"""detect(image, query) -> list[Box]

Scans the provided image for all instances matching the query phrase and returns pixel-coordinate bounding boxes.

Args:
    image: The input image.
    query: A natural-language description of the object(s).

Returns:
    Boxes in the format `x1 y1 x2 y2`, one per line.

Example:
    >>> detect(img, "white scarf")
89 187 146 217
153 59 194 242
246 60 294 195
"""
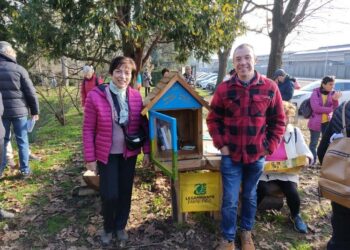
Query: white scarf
108 82 129 125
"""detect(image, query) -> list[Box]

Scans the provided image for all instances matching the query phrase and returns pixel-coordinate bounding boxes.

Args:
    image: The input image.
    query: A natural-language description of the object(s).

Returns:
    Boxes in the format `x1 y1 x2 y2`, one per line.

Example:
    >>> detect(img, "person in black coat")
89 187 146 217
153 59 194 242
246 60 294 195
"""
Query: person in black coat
0 41 39 177
0 93 15 219
317 101 350 250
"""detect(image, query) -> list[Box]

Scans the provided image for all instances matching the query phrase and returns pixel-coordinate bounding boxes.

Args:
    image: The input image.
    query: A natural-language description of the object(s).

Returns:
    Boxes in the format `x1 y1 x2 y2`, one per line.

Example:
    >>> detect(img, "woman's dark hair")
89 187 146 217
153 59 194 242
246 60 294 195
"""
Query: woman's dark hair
161 68 170 76
321 75 335 86
109 56 137 85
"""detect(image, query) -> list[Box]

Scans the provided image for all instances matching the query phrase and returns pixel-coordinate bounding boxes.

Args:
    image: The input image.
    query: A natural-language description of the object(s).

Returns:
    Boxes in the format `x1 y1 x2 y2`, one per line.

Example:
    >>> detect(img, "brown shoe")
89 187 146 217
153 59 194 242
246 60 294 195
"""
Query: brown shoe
240 231 255 250
217 239 235 250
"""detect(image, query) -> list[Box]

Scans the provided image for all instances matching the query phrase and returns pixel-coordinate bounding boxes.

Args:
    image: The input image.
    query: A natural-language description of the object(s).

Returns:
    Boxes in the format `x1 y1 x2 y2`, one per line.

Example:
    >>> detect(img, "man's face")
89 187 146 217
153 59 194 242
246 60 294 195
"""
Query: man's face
233 46 256 81
185 67 191 75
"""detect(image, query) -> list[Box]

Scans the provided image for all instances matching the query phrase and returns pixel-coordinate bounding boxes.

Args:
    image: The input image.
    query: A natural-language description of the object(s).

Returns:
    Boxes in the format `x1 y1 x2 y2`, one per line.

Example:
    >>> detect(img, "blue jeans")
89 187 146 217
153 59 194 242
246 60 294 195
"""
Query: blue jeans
220 155 265 241
309 122 329 163
0 117 30 175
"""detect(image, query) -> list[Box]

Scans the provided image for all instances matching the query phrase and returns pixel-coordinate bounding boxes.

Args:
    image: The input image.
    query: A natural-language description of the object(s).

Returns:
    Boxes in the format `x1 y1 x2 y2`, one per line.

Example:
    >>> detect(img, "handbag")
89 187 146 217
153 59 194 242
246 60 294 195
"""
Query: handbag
319 100 350 208
122 125 147 151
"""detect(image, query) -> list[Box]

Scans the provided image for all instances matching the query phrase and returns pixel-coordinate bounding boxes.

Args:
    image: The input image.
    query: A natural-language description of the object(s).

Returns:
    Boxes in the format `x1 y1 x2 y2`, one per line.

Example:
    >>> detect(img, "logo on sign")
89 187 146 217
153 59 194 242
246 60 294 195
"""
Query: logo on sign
194 183 206 195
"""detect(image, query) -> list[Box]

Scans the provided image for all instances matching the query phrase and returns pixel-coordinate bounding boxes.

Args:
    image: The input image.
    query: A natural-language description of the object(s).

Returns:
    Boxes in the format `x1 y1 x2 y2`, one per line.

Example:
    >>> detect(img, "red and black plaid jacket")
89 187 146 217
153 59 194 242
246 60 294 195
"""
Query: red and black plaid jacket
207 71 286 164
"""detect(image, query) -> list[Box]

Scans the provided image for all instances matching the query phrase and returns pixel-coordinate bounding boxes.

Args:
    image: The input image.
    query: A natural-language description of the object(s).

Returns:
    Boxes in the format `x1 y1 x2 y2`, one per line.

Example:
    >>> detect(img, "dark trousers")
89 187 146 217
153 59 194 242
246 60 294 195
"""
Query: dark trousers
98 154 137 233
327 202 350 250
145 87 150 97
257 180 300 217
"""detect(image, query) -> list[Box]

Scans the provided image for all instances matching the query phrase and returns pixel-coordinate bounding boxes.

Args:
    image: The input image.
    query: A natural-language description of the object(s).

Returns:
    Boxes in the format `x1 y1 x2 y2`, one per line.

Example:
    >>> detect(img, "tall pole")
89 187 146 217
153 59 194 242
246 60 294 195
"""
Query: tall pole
323 46 329 76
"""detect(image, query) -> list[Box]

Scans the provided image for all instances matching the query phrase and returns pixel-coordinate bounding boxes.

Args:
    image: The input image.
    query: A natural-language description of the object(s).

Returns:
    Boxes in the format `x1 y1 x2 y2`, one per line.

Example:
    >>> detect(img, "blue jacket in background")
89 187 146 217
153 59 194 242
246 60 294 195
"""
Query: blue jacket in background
278 75 295 101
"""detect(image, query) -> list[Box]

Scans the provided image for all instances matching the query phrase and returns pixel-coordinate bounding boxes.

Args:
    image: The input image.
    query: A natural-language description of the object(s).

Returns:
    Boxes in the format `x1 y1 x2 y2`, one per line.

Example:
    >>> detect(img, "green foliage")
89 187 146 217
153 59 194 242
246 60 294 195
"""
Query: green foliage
291 242 312 250
0 0 20 41
9 0 244 70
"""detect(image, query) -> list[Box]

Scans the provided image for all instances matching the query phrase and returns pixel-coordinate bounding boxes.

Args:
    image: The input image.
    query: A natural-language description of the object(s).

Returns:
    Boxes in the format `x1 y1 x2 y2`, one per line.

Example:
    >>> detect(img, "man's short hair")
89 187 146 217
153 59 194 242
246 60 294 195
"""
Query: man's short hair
0 41 16 58
233 43 255 57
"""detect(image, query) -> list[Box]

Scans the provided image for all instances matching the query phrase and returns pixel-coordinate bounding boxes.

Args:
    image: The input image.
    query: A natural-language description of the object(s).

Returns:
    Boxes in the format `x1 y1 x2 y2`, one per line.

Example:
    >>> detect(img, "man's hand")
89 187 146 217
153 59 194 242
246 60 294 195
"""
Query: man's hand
32 114 39 121
86 161 97 175
220 146 230 155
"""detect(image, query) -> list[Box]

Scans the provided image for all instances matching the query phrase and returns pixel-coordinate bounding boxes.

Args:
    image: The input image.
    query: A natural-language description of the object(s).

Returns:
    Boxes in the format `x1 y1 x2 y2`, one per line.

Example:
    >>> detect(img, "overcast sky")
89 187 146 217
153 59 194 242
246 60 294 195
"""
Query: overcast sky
232 0 350 56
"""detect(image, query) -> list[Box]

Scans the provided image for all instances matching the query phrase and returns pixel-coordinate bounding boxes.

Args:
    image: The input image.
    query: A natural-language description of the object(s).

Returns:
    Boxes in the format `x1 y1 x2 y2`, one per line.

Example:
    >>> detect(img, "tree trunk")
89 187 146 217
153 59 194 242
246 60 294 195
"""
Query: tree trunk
267 30 287 79
61 56 69 86
122 39 144 89
216 47 231 86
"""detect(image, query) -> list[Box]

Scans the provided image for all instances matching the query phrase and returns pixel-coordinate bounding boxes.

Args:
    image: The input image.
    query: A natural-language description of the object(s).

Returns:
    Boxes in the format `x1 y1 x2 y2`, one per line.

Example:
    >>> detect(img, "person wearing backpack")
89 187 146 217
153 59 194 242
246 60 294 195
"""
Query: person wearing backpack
80 65 104 107
257 101 313 234
308 76 341 164
317 101 350 250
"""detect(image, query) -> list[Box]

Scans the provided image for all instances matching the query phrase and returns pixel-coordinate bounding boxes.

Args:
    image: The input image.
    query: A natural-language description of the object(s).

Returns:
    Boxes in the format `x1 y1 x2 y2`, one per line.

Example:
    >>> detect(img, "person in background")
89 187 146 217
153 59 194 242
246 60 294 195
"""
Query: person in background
207 43 285 250
142 67 152 97
83 56 150 246
317 101 350 250
308 76 341 164
136 73 142 91
183 65 195 87
50 72 57 88
257 101 313 234
161 68 170 78
223 69 235 81
80 65 103 107
0 41 39 178
273 69 295 101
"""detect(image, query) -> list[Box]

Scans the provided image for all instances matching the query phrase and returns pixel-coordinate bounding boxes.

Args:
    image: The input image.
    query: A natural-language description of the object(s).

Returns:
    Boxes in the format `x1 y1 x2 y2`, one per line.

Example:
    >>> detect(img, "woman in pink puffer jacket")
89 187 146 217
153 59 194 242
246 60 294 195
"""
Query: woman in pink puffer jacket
83 56 150 246
308 75 341 164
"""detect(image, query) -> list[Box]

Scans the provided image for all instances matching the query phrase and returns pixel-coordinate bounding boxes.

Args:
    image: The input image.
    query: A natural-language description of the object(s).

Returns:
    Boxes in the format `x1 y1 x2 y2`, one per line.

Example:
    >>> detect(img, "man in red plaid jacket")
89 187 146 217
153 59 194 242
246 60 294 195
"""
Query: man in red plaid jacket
207 44 285 250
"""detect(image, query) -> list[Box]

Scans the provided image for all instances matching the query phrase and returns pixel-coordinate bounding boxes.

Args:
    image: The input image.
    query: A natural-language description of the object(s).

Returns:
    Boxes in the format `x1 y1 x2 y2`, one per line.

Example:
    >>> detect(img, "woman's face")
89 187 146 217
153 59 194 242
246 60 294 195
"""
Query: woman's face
322 80 335 92
111 63 133 89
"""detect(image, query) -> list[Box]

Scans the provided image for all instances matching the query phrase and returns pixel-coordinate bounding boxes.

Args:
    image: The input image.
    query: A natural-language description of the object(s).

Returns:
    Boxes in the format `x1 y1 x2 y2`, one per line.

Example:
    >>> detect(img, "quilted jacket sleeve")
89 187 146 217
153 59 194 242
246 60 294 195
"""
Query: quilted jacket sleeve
83 92 97 162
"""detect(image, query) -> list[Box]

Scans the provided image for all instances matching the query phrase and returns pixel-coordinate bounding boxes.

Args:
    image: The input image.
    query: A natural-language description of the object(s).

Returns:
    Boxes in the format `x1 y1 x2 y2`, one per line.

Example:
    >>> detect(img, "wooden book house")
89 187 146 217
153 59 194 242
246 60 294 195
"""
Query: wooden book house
142 72 221 222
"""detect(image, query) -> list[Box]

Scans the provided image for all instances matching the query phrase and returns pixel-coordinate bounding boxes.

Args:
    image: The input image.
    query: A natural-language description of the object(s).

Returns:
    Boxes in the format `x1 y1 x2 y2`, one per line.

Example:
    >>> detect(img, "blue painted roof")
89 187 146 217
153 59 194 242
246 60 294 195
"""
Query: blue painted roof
151 81 201 110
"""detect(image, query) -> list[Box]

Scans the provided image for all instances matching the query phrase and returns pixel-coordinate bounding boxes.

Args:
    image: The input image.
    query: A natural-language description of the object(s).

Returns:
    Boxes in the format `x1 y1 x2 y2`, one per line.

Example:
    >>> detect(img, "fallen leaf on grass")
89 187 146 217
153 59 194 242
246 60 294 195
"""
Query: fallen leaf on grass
258 239 273 249
86 224 97 236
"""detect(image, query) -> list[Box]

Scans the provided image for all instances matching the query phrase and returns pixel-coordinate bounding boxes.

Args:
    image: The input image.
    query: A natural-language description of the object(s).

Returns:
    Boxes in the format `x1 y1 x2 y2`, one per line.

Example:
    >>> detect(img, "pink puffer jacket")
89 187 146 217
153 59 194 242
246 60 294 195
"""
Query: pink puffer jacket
83 84 150 164
307 88 339 132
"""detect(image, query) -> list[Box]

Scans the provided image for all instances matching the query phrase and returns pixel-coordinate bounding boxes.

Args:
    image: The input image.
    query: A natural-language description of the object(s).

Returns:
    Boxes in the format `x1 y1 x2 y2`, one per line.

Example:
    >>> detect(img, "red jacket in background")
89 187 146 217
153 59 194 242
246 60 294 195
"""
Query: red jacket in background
207 71 286 164
80 73 104 106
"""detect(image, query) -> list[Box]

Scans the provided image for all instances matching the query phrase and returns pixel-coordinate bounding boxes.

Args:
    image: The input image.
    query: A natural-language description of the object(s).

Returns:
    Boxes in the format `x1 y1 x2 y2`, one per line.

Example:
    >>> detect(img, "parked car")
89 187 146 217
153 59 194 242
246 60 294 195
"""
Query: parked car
195 73 213 87
197 74 217 88
291 79 350 115
206 81 217 91
200 77 217 89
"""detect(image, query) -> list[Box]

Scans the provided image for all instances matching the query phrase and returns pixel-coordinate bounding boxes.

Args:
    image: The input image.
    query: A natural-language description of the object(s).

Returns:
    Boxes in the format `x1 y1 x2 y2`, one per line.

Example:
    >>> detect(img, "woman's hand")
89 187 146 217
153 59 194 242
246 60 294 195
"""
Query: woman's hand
86 161 97 175
143 154 150 167
332 91 342 101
